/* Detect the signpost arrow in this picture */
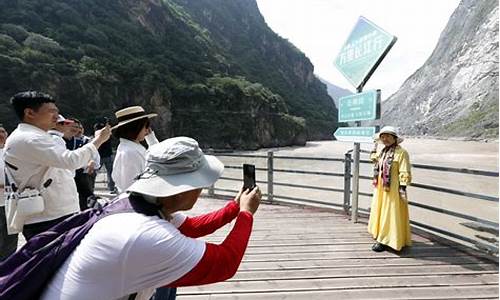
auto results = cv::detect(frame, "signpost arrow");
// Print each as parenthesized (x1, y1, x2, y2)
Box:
(333, 126, 378, 143)
(334, 16, 397, 90)
(338, 89, 381, 123)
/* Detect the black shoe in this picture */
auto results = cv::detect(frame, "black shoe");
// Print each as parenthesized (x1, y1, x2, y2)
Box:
(372, 242, 386, 252)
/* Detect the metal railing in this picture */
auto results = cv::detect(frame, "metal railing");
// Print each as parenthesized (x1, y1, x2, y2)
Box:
(206, 150, 499, 255)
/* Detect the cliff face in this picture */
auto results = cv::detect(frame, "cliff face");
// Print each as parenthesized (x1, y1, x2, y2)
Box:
(381, 0, 498, 139)
(169, 0, 338, 141)
(319, 77, 353, 107)
(0, 0, 337, 149)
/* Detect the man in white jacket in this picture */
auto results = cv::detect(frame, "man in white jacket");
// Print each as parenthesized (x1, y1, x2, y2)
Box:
(0, 125, 17, 261)
(4, 91, 112, 240)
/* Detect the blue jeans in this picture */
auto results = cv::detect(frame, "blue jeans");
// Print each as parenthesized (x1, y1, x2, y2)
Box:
(152, 287, 176, 300)
(100, 156, 116, 191)
(0, 206, 18, 261)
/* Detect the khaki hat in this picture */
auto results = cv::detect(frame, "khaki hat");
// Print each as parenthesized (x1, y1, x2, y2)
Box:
(127, 137, 224, 197)
(375, 126, 404, 144)
(111, 106, 157, 130)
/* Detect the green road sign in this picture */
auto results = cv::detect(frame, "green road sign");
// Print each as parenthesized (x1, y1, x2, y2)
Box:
(334, 16, 397, 90)
(338, 89, 380, 122)
(333, 126, 378, 143)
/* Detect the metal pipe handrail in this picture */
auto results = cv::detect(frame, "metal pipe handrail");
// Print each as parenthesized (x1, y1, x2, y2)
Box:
(410, 182, 498, 202)
(212, 187, 244, 194)
(220, 173, 365, 198)
(357, 157, 498, 177)
(220, 150, 497, 178)
(220, 168, 498, 204)
(410, 220, 478, 245)
(346, 190, 498, 227)
(273, 181, 345, 193)
(273, 168, 345, 177)
(207, 151, 499, 255)
(225, 155, 498, 178)
(411, 164, 499, 177)
(273, 155, 345, 162)
(214, 153, 268, 158)
(223, 164, 345, 177)
(219, 176, 267, 185)
(357, 174, 498, 202)
(224, 165, 267, 171)
(408, 201, 498, 227)
(215, 152, 346, 162)
(221, 166, 498, 204)
(272, 195, 344, 209)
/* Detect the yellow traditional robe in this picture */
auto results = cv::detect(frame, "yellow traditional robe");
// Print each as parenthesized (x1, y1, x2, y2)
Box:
(368, 145, 412, 251)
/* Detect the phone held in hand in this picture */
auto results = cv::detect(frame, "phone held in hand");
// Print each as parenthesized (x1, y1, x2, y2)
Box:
(243, 164, 256, 191)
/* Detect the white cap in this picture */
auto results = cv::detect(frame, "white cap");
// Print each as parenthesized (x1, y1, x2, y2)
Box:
(56, 114, 74, 124)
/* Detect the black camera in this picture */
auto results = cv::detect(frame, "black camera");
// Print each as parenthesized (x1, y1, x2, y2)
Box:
(93, 117, 109, 130)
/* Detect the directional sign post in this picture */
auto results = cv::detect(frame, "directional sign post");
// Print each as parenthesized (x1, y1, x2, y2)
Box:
(333, 16, 396, 223)
(333, 126, 378, 143)
(338, 90, 380, 123)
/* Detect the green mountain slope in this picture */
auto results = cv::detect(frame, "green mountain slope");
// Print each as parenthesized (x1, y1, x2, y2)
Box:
(0, 0, 337, 149)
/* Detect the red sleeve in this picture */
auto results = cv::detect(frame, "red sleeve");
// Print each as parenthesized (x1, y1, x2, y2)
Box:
(169, 211, 253, 287)
(178, 200, 240, 238)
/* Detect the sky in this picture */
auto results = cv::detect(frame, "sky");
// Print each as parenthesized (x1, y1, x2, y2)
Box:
(256, 0, 461, 99)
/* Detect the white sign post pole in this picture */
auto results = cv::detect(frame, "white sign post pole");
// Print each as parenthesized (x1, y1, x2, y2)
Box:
(352, 137, 360, 223)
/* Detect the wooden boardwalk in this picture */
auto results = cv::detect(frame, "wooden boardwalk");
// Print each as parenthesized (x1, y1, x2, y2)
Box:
(177, 197, 499, 300)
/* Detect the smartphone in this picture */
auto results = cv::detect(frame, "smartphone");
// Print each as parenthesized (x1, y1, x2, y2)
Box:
(243, 164, 256, 191)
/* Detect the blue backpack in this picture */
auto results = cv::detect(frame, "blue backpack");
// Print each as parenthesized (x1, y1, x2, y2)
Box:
(0, 195, 160, 300)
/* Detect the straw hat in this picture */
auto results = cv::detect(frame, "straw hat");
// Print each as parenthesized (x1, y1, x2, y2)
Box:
(111, 106, 157, 130)
(127, 137, 224, 197)
(374, 126, 404, 144)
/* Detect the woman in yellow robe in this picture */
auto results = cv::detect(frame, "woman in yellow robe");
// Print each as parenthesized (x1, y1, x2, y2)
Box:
(368, 126, 412, 252)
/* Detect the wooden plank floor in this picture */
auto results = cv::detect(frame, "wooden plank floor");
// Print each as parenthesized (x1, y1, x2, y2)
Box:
(177, 197, 499, 300)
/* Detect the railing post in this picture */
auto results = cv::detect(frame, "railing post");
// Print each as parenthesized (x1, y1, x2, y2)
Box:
(343, 153, 352, 215)
(208, 184, 215, 197)
(267, 151, 274, 202)
(206, 148, 215, 198)
(352, 143, 360, 223)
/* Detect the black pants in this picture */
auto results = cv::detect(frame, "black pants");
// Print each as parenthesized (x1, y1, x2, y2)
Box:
(22, 214, 72, 241)
(75, 170, 96, 211)
(0, 206, 18, 261)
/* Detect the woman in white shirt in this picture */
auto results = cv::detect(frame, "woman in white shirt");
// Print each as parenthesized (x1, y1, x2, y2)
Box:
(112, 106, 174, 300)
(111, 106, 159, 193)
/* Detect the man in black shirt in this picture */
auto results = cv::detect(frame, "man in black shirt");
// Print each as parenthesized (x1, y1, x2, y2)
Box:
(94, 119, 116, 194)
(67, 118, 97, 210)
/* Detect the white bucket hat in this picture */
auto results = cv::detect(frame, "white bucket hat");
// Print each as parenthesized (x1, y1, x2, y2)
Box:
(111, 106, 157, 130)
(375, 126, 404, 144)
(127, 137, 224, 197)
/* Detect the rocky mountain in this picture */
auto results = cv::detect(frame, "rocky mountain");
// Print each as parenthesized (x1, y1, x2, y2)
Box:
(318, 76, 353, 107)
(0, 0, 337, 149)
(381, 0, 498, 139)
